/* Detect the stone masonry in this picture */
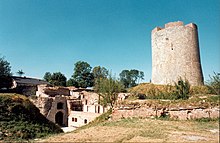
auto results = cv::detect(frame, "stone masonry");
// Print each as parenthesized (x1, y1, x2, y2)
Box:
(151, 21, 204, 86)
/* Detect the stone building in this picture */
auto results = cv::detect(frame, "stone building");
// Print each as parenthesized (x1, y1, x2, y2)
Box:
(11, 76, 49, 96)
(32, 85, 108, 127)
(151, 21, 204, 86)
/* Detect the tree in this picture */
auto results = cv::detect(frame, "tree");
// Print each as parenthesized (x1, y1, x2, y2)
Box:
(119, 70, 130, 88)
(0, 56, 12, 77)
(95, 74, 124, 108)
(17, 69, 25, 77)
(43, 72, 52, 82)
(0, 56, 12, 89)
(92, 66, 108, 90)
(66, 78, 78, 87)
(92, 66, 108, 79)
(43, 72, 67, 86)
(119, 69, 144, 88)
(72, 61, 94, 88)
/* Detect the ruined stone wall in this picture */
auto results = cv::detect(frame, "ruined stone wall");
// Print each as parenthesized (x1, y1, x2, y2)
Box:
(112, 106, 219, 120)
(151, 21, 204, 86)
(30, 97, 53, 116)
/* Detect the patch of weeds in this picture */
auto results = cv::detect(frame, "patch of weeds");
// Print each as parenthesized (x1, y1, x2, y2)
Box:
(194, 117, 219, 122)
(139, 128, 166, 139)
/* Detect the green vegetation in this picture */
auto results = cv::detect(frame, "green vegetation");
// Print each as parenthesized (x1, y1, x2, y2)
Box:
(129, 78, 191, 100)
(0, 56, 12, 89)
(16, 69, 25, 77)
(119, 69, 144, 88)
(68, 61, 94, 88)
(206, 72, 220, 95)
(0, 93, 63, 141)
(95, 75, 125, 107)
(43, 72, 67, 86)
(129, 75, 220, 101)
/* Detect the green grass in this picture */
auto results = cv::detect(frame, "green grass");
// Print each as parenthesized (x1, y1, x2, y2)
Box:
(0, 93, 63, 141)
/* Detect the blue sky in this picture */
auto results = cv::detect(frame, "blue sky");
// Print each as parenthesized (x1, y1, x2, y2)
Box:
(0, 0, 219, 82)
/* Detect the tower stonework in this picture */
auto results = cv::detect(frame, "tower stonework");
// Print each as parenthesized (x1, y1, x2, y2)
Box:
(151, 21, 204, 86)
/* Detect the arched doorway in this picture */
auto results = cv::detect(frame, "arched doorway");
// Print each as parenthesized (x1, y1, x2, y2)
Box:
(55, 111, 63, 126)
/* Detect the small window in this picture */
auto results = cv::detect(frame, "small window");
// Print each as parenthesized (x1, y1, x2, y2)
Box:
(84, 119, 87, 124)
(57, 102, 64, 109)
(85, 100, 88, 105)
(165, 38, 169, 40)
(72, 117, 77, 122)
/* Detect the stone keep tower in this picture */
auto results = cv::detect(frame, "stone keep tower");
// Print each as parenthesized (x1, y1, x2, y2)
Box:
(151, 21, 204, 86)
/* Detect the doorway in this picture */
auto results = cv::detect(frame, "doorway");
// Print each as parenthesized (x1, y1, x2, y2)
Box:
(55, 111, 63, 126)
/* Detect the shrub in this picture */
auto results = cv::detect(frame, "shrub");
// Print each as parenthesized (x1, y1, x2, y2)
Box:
(173, 77, 190, 100)
(206, 72, 220, 95)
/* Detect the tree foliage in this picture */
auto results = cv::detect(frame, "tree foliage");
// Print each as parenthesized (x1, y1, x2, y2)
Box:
(95, 75, 124, 108)
(0, 56, 12, 89)
(17, 69, 25, 77)
(119, 69, 144, 88)
(92, 66, 108, 80)
(43, 72, 67, 86)
(71, 61, 94, 88)
(0, 56, 12, 77)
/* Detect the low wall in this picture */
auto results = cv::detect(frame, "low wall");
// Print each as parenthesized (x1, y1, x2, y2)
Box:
(112, 106, 219, 120)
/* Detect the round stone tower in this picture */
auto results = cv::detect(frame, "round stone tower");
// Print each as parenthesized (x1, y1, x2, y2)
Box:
(151, 21, 204, 86)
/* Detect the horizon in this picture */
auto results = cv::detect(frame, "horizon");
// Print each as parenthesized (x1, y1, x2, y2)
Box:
(0, 0, 219, 82)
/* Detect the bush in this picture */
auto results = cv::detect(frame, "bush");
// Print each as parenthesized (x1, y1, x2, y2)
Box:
(173, 77, 190, 100)
(206, 72, 220, 95)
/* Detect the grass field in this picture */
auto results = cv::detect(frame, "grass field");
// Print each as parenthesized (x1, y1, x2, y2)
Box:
(38, 117, 219, 142)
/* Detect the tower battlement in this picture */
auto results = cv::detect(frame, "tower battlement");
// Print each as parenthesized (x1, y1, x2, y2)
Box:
(152, 21, 197, 34)
(151, 21, 203, 86)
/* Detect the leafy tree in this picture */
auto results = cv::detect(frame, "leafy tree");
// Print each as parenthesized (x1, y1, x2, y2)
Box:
(66, 78, 78, 87)
(17, 69, 25, 77)
(92, 66, 108, 91)
(43, 72, 67, 86)
(119, 70, 130, 88)
(95, 74, 124, 108)
(0, 56, 12, 77)
(119, 69, 144, 88)
(92, 66, 108, 79)
(72, 61, 94, 88)
(43, 72, 52, 82)
(0, 56, 12, 89)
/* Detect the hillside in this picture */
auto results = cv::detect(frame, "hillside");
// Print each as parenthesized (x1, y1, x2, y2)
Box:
(38, 117, 219, 142)
(0, 93, 63, 141)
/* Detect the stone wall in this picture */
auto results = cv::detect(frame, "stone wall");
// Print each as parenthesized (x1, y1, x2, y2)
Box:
(30, 97, 53, 116)
(36, 84, 70, 97)
(151, 21, 204, 86)
(112, 106, 219, 120)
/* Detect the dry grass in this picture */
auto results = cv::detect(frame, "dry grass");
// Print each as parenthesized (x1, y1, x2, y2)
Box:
(37, 118, 219, 142)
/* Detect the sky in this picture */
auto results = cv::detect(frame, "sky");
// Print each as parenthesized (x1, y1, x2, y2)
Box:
(0, 0, 219, 82)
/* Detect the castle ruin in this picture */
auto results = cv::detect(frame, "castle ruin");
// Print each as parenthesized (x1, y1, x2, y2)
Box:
(151, 21, 204, 86)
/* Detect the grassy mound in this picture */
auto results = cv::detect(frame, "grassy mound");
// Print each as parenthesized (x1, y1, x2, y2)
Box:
(129, 83, 216, 100)
(0, 93, 63, 141)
